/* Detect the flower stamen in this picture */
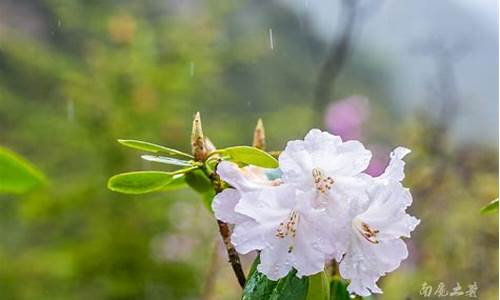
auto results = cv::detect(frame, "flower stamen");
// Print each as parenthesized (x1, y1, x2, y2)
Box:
(275, 211, 300, 253)
(354, 220, 380, 244)
(312, 168, 334, 193)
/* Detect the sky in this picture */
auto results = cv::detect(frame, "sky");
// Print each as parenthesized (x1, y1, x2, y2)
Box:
(283, 0, 498, 145)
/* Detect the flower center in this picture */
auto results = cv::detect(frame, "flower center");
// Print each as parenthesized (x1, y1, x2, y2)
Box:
(312, 168, 334, 193)
(275, 211, 299, 253)
(354, 219, 380, 244)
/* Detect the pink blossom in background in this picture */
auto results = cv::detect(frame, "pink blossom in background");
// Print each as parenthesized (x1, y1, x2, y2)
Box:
(324, 96, 369, 141)
(365, 144, 390, 177)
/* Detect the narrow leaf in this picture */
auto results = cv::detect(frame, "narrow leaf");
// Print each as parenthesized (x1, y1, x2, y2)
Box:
(222, 146, 278, 168)
(141, 155, 193, 167)
(118, 139, 193, 159)
(108, 171, 173, 194)
(481, 198, 499, 214)
(0, 146, 46, 194)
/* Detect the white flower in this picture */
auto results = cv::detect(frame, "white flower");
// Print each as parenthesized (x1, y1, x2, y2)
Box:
(278, 129, 372, 260)
(211, 161, 281, 225)
(231, 185, 335, 280)
(338, 147, 420, 296)
(212, 160, 333, 280)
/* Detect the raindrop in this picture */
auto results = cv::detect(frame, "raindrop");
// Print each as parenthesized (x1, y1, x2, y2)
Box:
(189, 61, 195, 77)
(350, 294, 356, 299)
(57, 19, 61, 27)
(305, 0, 309, 8)
(268, 28, 274, 50)
(66, 98, 74, 122)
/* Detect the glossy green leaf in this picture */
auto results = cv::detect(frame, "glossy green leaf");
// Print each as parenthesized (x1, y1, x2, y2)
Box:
(118, 139, 193, 159)
(141, 155, 193, 167)
(330, 277, 350, 300)
(185, 169, 215, 208)
(108, 171, 173, 194)
(0, 146, 46, 194)
(307, 271, 330, 300)
(159, 174, 189, 191)
(222, 146, 278, 168)
(242, 268, 309, 300)
(480, 198, 498, 214)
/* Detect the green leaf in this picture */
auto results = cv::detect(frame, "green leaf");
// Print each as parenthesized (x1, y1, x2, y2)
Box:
(330, 277, 350, 300)
(108, 171, 173, 194)
(0, 146, 46, 194)
(222, 146, 278, 168)
(269, 270, 309, 300)
(185, 169, 215, 209)
(307, 271, 330, 300)
(141, 155, 193, 167)
(159, 174, 188, 191)
(242, 268, 309, 300)
(118, 139, 193, 159)
(481, 198, 498, 214)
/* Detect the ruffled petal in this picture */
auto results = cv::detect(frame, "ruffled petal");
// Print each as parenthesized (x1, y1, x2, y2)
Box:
(211, 189, 250, 224)
(257, 238, 294, 280)
(231, 219, 272, 254)
(377, 147, 411, 183)
(340, 238, 408, 296)
(358, 184, 419, 240)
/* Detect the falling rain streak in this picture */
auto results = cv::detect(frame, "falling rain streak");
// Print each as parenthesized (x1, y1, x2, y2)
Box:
(269, 28, 274, 50)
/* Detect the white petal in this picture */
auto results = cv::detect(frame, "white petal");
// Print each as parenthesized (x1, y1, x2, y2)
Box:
(211, 189, 249, 224)
(292, 215, 330, 277)
(216, 161, 270, 192)
(340, 238, 408, 296)
(231, 219, 271, 254)
(377, 147, 411, 183)
(234, 185, 295, 224)
(359, 184, 419, 240)
(325, 140, 372, 176)
(257, 239, 294, 280)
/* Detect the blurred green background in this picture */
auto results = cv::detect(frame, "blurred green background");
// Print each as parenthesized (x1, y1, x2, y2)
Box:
(0, 0, 497, 299)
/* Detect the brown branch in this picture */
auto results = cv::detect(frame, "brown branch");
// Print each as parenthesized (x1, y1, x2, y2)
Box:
(217, 220, 246, 288)
(207, 162, 246, 288)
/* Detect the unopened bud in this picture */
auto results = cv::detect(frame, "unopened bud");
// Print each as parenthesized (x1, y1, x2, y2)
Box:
(252, 118, 266, 150)
(191, 112, 207, 161)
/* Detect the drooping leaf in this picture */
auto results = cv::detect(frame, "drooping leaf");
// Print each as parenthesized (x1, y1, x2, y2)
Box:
(480, 198, 499, 214)
(141, 155, 193, 167)
(0, 146, 46, 194)
(222, 146, 278, 168)
(306, 271, 330, 300)
(242, 268, 309, 300)
(107, 171, 173, 194)
(117, 139, 193, 159)
(330, 277, 350, 300)
(185, 169, 215, 209)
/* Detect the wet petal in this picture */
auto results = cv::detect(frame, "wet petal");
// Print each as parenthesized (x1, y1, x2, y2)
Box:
(211, 189, 249, 224)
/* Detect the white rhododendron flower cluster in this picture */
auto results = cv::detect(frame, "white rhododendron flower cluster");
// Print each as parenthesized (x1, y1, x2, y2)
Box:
(212, 129, 419, 296)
